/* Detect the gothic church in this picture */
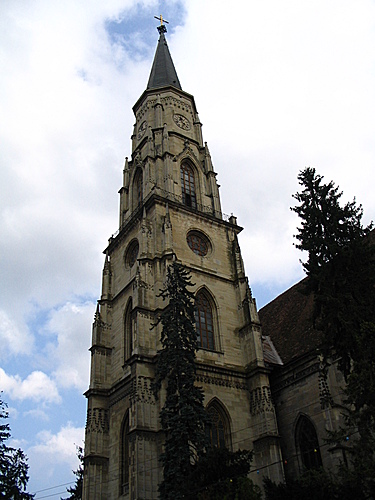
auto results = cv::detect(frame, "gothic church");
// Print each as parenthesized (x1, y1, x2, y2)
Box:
(83, 24, 345, 499)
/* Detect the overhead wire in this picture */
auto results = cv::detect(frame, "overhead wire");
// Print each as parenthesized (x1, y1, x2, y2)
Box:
(32, 370, 351, 496)
(74, 390, 354, 493)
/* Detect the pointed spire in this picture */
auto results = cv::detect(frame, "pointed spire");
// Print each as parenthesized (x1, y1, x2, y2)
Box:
(94, 302, 101, 325)
(147, 24, 181, 91)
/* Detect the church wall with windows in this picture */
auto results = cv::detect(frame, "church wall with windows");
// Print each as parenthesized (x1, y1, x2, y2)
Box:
(259, 279, 349, 482)
(266, 345, 347, 480)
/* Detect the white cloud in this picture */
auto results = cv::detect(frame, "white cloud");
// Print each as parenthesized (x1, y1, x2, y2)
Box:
(27, 423, 85, 491)
(0, 310, 34, 358)
(0, 369, 61, 404)
(42, 301, 95, 391)
(31, 423, 84, 466)
(6, 406, 19, 420)
(24, 408, 50, 422)
(169, 0, 375, 297)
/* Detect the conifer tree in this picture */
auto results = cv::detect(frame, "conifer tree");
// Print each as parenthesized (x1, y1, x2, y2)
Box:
(292, 167, 375, 495)
(62, 446, 83, 500)
(187, 447, 260, 500)
(152, 262, 209, 500)
(0, 394, 34, 499)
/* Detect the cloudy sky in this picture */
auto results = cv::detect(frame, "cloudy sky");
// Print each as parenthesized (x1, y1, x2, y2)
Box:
(1, 0, 375, 496)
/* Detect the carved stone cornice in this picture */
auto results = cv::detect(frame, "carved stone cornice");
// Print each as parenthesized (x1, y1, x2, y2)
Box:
(249, 386, 274, 415)
(128, 429, 158, 444)
(83, 454, 109, 466)
(108, 374, 156, 408)
(89, 345, 112, 356)
(85, 408, 109, 433)
(196, 373, 247, 391)
(271, 360, 320, 393)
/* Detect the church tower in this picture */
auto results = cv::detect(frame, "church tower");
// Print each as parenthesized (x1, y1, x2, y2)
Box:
(83, 23, 284, 499)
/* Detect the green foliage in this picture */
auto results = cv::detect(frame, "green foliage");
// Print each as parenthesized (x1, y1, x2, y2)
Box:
(152, 262, 209, 500)
(292, 167, 375, 377)
(61, 446, 83, 500)
(292, 167, 375, 496)
(0, 394, 34, 499)
(264, 468, 361, 500)
(186, 447, 261, 500)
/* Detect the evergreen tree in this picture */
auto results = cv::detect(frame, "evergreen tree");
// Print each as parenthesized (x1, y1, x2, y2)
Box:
(187, 447, 260, 500)
(264, 468, 361, 500)
(61, 446, 83, 500)
(0, 394, 34, 499)
(291, 167, 375, 377)
(152, 262, 209, 500)
(292, 167, 375, 495)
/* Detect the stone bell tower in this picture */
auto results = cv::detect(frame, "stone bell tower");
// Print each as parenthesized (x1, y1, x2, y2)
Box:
(83, 22, 284, 500)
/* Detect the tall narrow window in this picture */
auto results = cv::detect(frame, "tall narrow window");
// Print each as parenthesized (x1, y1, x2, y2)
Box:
(296, 416, 323, 470)
(180, 163, 197, 209)
(206, 405, 226, 448)
(205, 400, 231, 451)
(133, 169, 143, 210)
(195, 291, 215, 350)
(121, 414, 129, 494)
(124, 300, 133, 362)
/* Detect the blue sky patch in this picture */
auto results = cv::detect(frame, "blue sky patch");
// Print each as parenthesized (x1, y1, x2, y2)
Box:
(105, 1, 186, 61)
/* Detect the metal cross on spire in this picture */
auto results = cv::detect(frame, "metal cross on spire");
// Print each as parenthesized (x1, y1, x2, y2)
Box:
(154, 14, 168, 34)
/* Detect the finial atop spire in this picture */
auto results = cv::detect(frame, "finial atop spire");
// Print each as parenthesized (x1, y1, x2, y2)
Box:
(154, 14, 169, 34)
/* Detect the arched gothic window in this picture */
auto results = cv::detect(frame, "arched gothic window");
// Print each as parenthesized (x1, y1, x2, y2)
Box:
(195, 291, 215, 350)
(180, 163, 197, 209)
(206, 402, 230, 449)
(124, 300, 133, 362)
(133, 168, 143, 210)
(120, 414, 129, 494)
(296, 415, 323, 470)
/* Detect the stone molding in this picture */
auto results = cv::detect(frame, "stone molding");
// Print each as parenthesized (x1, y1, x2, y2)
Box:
(86, 408, 109, 433)
(272, 361, 320, 393)
(196, 374, 247, 391)
(130, 376, 155, 405)
(249, 386, 274, 415)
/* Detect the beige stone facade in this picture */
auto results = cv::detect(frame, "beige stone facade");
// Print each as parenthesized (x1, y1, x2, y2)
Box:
(83, 28, 284, 499)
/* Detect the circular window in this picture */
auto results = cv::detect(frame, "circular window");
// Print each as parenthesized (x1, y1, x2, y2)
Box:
(187, 231, 210, 256)
(125, 240, 139, 268)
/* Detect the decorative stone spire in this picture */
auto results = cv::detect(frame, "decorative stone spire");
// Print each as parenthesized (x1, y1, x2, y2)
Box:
(101, 253, 111, 301)
(147, 19, 181, 90)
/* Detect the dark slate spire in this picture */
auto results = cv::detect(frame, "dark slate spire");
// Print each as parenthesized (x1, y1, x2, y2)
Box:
(147, 24, 182, 90)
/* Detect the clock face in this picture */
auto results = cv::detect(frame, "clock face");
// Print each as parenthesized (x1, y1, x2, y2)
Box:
(137, 121, 147, 140)
(173, 113, 191, 131)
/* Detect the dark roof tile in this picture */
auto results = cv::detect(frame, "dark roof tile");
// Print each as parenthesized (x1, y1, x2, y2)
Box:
(259, 279, 322, 364)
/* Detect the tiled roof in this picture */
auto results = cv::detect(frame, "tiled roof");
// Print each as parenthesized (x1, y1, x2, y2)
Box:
(259, 229, 375, 365)
(258, 279, 322, 364)
(262, 335, 283, 366)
